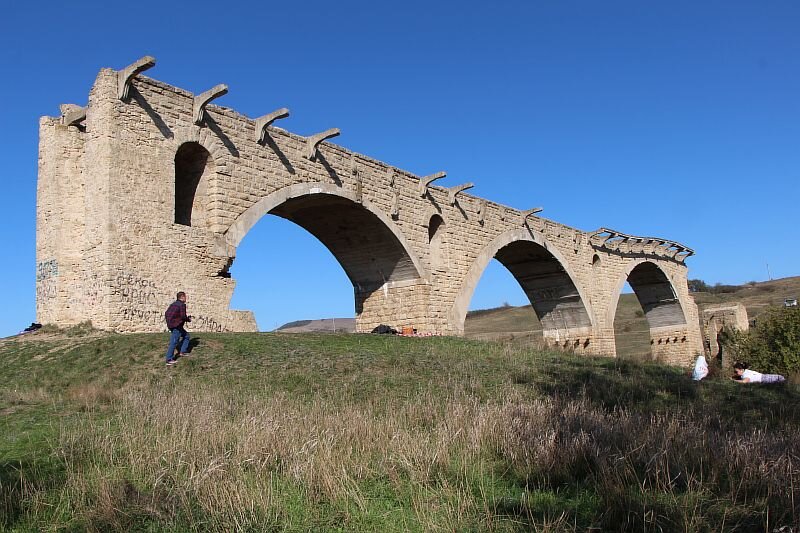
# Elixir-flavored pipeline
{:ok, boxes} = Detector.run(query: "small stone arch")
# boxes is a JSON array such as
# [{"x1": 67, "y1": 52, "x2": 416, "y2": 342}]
[
  {"x1": 170, "y1": 127, "x2": 234, "y2": 232},
  {"x1": 606, "y1": 260, "x2": 687, "y2": 330},
  {"x1": 427, "y1": 213, "x2": 446, "y2": 270},
  {"x1": 450, "y1": 227, "x2": 593, "y2": 335},
  {"x1": 174, "y1": 142, "x2": 213, "y2": 227}
]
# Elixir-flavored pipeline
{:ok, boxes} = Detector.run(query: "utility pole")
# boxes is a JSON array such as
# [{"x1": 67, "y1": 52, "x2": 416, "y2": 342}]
[{"x1": 766, "y1": 262, "x2": 773, "y2": 281}]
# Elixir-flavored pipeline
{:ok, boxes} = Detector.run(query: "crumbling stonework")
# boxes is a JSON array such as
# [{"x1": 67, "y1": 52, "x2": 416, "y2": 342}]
[
  {"x1": 36, "y1": 58, "x2": 704, "y2": 365},
  {"x1": 702, "y1": 303, "x2": 749, "y2": 367}
]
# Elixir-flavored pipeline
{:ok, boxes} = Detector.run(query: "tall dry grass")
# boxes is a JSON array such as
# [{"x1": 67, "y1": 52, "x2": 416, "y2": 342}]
[{"x1": 9, "y1": 378, "x2": 794, "y2": 531}]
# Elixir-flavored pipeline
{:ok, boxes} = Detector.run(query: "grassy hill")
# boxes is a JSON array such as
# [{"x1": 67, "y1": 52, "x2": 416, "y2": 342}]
[
  {"x1": 465, "y1": 276, "x2": 800, "y2": 360},
  {"x1": 1, "y1": 327, "x2": 798, "y2": 531}
]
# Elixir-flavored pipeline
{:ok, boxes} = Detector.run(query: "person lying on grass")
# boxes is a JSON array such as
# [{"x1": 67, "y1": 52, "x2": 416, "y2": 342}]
[{"x1": 731, "y1": 362, "x2": 786, "y2": 384}]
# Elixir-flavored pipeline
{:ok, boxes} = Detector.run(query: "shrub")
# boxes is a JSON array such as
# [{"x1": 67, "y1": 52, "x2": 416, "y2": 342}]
[{"x1": 725, "y1": 306, "x2": 800, "y2": 373}]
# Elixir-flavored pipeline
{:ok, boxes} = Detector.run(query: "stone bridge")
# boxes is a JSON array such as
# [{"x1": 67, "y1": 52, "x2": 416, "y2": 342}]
[{"x1": 36, "y1": 57, "x2": 703, "y2": 365}]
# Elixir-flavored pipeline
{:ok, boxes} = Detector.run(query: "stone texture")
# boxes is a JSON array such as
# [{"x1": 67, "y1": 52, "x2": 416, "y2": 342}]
[{"x1": 36, "y1": 64, "x2": 704, "y2": 366}]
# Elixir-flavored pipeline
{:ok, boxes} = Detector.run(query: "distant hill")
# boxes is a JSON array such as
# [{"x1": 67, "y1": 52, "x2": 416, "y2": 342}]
[
  {"x1": 274, "y1": 276, "x2": 800, "y2": 358},
  {"x1": 464, "y1": 275, "x2": 800, "y2": 360},
  {"x1": 276, "y1": 318, "x2": 355, "y2": 333}
]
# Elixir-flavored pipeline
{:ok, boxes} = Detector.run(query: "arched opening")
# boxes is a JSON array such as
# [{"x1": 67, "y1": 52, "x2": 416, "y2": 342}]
[
  {"x1": 613, "y1": 281, "x2": 652, "y2": 360},
  {"x1": 428, "y1": 214, "x2": 445, "y2": 270},
  {"x1": 175, "y1": 142, "x2": 213, "y2": 227},
  {"x1": 227, "y1": 188, "x2": 424, "y2": 331},
  {"x1": 494, "y1": 240, "x2": 591, "y2": 331},
  {"x1": 464, "y1": 258, "x2": 541, "y2": 342},
  {"x1": 612, "y1": 262, "x2": 687, "y2": 360},
  {"x1": 455, "y1": 230, "x2": 592, "y2": 342},
  {"x1": 230, "y1": 216, "x2": 354, "y2": 332}
]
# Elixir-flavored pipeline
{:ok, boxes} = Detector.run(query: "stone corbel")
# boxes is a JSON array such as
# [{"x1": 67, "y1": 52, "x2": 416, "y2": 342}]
[
  {"x1": 254, "y1": 108, "x2": 290, "y2": 144},
  {"x1": 391, "y1": 190, "x2": 400, "y2": 219},
  {"x1": 351, "y1": 155, "x2": 363, "y2": 202},
  {"x1": 304, "y1": 128, "x2": 340, "y2": 160},
  {"x1": 448, "y1": 183, "x2": 474, "y2": 206},
  {"x1": 419, "y1": 172, "x2": 446, "y2": 198},
  {"x1": 60, "y1": 104, "x2": 87, "y2": 127},
  {"x1": 521, "y1": 207, "x2": 543, "y2": 225},
  {"x1": 193, "y1": 84, "x2": 229, "y2": 125},
  {"x1": 117, "y1": 56, "x2": 156, "y2": 100}
]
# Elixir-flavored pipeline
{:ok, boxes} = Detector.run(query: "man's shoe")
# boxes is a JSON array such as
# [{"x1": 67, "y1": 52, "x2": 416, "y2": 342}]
[
  {"x1": 166, "y1": 359, "x2": 178, "y2": 366},
  {"x1": 179, "y1": 352, "x2": 190, "y2": 357}
]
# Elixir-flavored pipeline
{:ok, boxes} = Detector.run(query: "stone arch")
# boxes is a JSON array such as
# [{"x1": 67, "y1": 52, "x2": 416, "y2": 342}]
[
  {"x1": 450, "y1": 227, "x2": 593, "y2": 335},
  {"x1": 606, "y1": 260, "x2": 687, "y2": 330},
  {"x1": 170, "y1": 127, "x2": 233, "y2": 232},
  {"x1": 224, "y1": 183, "x2": 427, "y2": 288}
]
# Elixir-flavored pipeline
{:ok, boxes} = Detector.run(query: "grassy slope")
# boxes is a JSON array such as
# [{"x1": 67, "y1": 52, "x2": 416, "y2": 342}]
[
  {"x1": 1, "y1": 328, "x2": 799, "y2": 531},
  {"x1": 465, "y1": 276, "x2": 800, "y2": 360}
]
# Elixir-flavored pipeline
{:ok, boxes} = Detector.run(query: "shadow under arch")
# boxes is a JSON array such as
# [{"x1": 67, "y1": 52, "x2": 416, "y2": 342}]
[
  {"x1": 225, "y1": 184, "x2": 427, "y2": 299},
  {"x1": 606, "y1": 260, "x2": 687, "y2": 331},
  {"x1": 450, "y1": 227, "x2": 593, "y2": 335},
  {"x1": 174, "y1": 141, "x2": 213, "y2": 227}
]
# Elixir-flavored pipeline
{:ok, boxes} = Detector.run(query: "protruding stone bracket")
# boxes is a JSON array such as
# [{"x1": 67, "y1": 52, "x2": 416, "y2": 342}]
[
  {"x1": 60, "y1": 104, "x2": 87, "y2": 127},
  {"x1": 391, "y1": 190, "x2": 400, "y2": 219},
  {"x1": 521, "y1": 207, "x2": 543, "y2": 225},
  {"x1": 193, "y1": 84, "x2": 229, "y2": 125},
  {"x1": 254, "y1": 108, "x2": 290, "y2": 144},
  {"x1": 477, "y1": 200, "x2": 487, "y2": 225},
  {"x1": 448, "y1": 183, "x2": 474, "y2": 206},
  {"x1": 589, "y1": 227, "x2": 694, "y2": 262},
  {"x1": 304, "y1": 128, "x2": 340, "y2": 160},
  {"x1": 117, "y1": 56, "x2": 156, "y2": 100},
  {"x1": 419, "y1": 172, "x2": 446, "y2": 198}
]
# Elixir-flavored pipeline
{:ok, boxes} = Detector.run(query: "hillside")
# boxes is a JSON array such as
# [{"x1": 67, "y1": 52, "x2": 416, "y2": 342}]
[
  {"x1": 1, "y1": 328, "x2": 798, "y2": 530},
  {"x1": 464, "y1": 276, "x2": 800, "y2": 360}
]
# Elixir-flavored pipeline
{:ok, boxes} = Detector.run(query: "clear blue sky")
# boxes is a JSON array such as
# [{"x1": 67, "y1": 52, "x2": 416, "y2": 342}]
[{"x1": 1, "y1": 1, "x2": 798, "y2": 336}]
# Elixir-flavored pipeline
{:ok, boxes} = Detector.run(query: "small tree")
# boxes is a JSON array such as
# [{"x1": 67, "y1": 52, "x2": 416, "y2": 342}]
[
  {"x1": 688, "y1": 279, "x2": 710, "y2": 293},
  {"x1": 725, "y1": 307, "x2": 800, "y2": 373}
]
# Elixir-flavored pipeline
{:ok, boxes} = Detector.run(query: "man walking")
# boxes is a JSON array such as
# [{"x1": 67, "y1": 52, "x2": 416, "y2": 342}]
[{"x1": 165, "y1": 291, "x2": 192, "y2": 366}]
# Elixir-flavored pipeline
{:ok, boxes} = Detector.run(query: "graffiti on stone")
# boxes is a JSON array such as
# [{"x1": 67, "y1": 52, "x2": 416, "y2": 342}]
[
  {"x1": 37, "y1": 259, "x2": 58, "y2": 281},
  {"x1": 193, "y1": 315, "x2": 229, "y2": 333},
  {"x1": 111, "y1": 272, "x2": 159, "y2": 305}
]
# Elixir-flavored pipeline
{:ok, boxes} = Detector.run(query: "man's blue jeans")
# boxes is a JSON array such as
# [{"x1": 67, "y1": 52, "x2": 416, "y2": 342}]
[{"x1": 166, "y1": 327, "x2": 190, "y2": 362}]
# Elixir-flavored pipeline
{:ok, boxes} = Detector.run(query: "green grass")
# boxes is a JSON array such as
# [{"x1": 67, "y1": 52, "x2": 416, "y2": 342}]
[{"x1": 1, "y1": 329, "x2": 799, "y2": 531}]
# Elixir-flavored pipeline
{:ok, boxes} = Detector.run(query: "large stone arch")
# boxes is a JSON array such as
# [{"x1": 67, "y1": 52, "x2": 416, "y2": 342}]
[
  {"x1": 450, "y1": 227, "x2": 593, "y2": 336},
  {"x1": 606, "y1": 260, "x2": 687, "y2": 330},
  {"x1": 225, "y1": 183, "x2": 426, "y2": 282},
  {"x1": 223, "y1": 183, "x2": 429, "y2": 331}
]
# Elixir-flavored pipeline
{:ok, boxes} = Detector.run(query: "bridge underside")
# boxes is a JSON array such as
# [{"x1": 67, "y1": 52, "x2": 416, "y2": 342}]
[
  {"x1": 495, "y1": 240, "x2": 592, "y2": 332},
  {"x1": 269, "y1": 193, "x2": 428, "y2": 331}
]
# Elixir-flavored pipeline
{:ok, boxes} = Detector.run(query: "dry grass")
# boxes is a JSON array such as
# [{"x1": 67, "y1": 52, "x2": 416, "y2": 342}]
[
  {"x1": 3, "y1": 331, "x2": 799, "y2": 531},
  {"x1": 9, "y1": 380, "x2": 794, "y2": 531}
]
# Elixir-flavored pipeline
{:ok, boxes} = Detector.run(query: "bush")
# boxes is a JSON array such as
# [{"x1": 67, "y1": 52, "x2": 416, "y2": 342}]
[{"x1": 725, "y1": 306, "x2": 800, "y2": 373}]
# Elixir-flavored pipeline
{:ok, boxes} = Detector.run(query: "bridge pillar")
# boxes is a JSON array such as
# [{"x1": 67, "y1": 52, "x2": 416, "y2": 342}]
[{"x1": 355, "y1": 280, "x2": 430, "y2": 333}]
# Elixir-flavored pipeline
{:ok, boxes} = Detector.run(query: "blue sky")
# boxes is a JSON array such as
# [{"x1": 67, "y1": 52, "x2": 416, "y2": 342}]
[{"x1": 1, "y1": 1, "x2": 798, "y2": 336}]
